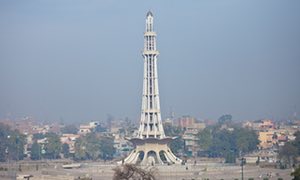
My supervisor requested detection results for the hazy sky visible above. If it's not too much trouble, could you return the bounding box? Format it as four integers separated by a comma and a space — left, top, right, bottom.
1, 0, 300, 123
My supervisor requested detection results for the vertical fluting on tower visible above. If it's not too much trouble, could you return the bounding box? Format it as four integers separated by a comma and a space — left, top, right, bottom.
138, 11, 165, 139
121, 11, 182, 165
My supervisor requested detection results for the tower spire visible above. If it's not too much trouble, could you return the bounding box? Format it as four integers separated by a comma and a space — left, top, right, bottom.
146, 11, 154, 32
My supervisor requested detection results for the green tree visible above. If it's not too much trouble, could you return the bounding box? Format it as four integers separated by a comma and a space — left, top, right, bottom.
74, 133, 101, 160
218, 114, 232, 125
279, 142, 298, 166
86, 133, 102, 160
30, 142, 41, 160
61, 125, 78, 134
95, 125, 106, 133
99, 137, 115, 160
33, 133, 45, 140
0, 123, 25, 161
169, 137, 184, 155
236, 128, 259, 153
293, 131, 300, 154
164, 124, 182, 137
62, 143, 70, 158
164, 124, 184, 155
197, 128, 213, 151
44, 133, 61, 159
291, 165, 300, 180
197, 125, 259, 163
74, 137, 87, 160
213, 129, 237, 162
74, 133, 116, 161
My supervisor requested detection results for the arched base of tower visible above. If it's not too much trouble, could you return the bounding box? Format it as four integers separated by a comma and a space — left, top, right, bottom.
119, 138, 182, 166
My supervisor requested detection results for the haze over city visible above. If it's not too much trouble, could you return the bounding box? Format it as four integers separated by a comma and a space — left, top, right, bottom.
1, 0, 300, 123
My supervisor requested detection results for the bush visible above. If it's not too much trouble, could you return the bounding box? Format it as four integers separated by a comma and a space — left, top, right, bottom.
113, 164, 156, 180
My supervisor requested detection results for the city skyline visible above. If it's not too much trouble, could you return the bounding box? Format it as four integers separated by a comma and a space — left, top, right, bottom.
1, 1, 300, 123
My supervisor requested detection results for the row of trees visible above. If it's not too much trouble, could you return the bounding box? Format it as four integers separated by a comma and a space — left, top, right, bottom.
30, 132, 62, 160
30, 132, 115, 161
197, 126, 259, 163
0, 123, 26, 162
164, 115, 260, 163
279, 131, 300, 167
74, 133, 115, 160
197, 115, 259, 163
0, 123, 115, 161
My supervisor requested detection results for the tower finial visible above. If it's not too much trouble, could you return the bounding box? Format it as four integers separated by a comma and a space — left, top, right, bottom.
145, 11, 154, 32
146, 10, 153, 17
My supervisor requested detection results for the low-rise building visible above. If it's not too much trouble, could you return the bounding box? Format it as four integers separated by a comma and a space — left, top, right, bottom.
182, 127, 199, 157
78, 125, 92, 135
258, 131, 274, 149
60, 134, 80, 153
113, 134, 133, 157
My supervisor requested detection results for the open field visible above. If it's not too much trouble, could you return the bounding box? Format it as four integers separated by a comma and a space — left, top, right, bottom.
0, 161, 294, 180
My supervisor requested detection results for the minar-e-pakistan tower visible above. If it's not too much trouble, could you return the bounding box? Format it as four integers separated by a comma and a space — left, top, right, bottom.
122, 11, 182, 165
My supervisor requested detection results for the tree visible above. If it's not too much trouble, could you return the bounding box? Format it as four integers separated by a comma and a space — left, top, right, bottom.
74, 133, 116, 161
74, 137, 87, 160
61, 124, 78, 134
0, 123, 25, 161
33, 133, 45, 140
74, 133, 117, 161
293, 131, 300, 155
291, 165, 300, 180
113, 164, 156, 180
85, 133, 101, 160
236, 128, 259, 153
31, 142, 41, 160
218, 114, 232, 125
62, 143, 70, 158
197, 128, 213, 151
44, 133, 62, 159
213, 129, 237, 162
196, 125, 259, 163
95, 125, 106, 133
74, 133, 101, 160
164, 124, 182, 137
276, 131, 300, 167
99, 137, 115, 160
279, 142, 298, 166
8, 133, 25, 161
169, 137, 184, 155
163, 124, 184, 155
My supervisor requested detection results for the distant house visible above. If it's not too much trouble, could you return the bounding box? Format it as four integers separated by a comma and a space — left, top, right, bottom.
258, 131, 274, 149
182, 127, 200, 157
60, 134, 80, 153
113, 134, 133, 157
248, 119, 275, 131
78, 125, 92, 135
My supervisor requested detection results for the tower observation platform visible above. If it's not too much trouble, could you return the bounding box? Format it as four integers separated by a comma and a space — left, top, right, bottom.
121, 11, 182, 166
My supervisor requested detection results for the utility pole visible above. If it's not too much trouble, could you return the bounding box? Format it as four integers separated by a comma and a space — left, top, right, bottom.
240, 157, 246, 180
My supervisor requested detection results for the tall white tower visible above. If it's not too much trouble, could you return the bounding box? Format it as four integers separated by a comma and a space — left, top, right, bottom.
122, 11, 182, 165
138, 11, 165, 139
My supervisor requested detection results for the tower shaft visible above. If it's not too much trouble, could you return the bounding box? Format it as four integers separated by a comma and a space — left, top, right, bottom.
138, 12, 165, 139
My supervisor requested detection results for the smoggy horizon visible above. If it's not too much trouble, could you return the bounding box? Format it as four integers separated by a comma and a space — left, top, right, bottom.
1, 1, 300, 123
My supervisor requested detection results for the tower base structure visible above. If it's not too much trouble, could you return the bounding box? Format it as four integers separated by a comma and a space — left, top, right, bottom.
120, 138, 182, 165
